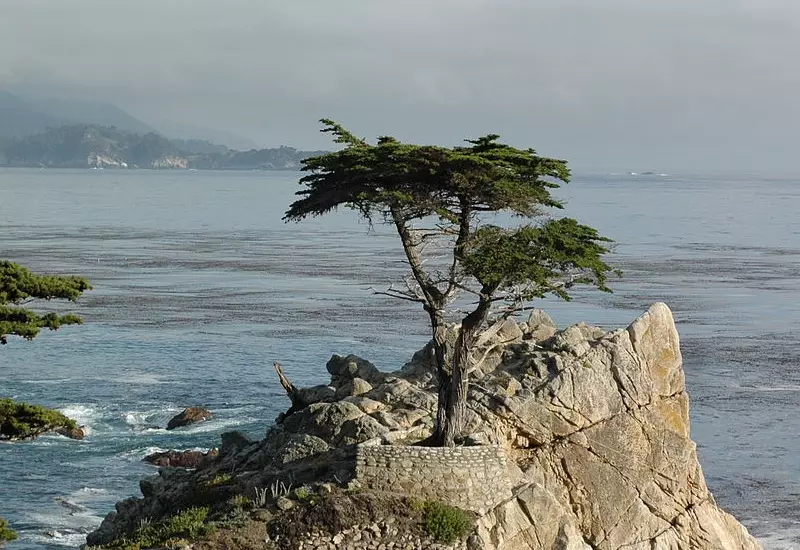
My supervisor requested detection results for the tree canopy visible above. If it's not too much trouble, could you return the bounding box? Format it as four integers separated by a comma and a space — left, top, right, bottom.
0, 260, 91, 344
285, 120, 617, 445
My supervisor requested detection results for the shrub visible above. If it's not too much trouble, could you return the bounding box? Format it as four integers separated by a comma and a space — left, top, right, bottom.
0, 517, 18, 545
106, 506, 214, 549
202, 473, 232, 488
420, 501, 473, 543
0, 398, 77, 440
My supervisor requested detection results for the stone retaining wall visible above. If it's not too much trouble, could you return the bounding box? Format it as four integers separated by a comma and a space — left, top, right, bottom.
354, 444, 512, 514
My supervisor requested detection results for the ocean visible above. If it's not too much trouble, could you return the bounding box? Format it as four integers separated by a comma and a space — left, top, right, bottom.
0, 168, 799, 548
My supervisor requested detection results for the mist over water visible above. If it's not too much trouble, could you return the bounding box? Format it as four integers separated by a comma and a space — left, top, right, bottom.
1, 169, 799, 548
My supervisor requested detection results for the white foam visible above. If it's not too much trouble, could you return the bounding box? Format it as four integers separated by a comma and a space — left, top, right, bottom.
177, 417, 245, 434
26, 530, 88, 547
121, 446, 170, 460
58, 404, 101, 431
67, 487, 110, 503
123, 407, 177, 431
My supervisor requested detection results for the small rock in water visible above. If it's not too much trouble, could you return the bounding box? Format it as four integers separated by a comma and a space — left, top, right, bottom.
55, 425, 87, 440
166, 407, 212, 430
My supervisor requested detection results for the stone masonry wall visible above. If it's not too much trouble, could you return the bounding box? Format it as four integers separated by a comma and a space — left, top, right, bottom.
354, 444, 512, 514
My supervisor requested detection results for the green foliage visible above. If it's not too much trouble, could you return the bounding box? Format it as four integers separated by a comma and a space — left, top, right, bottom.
285, 120, 612, 310
202, 473, 233, 488
0, 398, 77, 440
461, 218, 615, 299
294, 486, 313, 502
104, 507, 213, 549
230, 493, 251, 510
418, 500, 473, 543
286, 120, 617, 445
0, 517, 18, 545
0, 260, 90, 344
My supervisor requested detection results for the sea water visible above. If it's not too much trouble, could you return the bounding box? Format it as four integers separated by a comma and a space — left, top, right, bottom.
0, 168, 799, 548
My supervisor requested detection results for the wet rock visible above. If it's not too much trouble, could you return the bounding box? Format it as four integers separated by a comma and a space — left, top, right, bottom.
55, 425, 86, 440
166, 407, 212, 430
143, 449, 218, 469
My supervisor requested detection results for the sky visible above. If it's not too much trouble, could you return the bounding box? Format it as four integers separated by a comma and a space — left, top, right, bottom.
1, 0, 799, 171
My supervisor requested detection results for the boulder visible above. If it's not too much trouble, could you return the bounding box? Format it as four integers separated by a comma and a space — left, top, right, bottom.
525, 308, 558, 341
275, 434, 331, 466
326, 354, 385, 385
166, 407, 212, 430
335, 377, 373, 399
55, 425, 87, 440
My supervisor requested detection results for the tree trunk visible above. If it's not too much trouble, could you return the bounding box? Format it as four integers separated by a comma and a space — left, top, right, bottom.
427, 313, 452, 446
437, 290, 494, 447
439, 323, 479, 446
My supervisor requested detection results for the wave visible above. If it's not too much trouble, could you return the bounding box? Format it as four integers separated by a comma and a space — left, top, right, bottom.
25, 530, 89, 548
123, 407, 178, 432
58, 404, 102, 433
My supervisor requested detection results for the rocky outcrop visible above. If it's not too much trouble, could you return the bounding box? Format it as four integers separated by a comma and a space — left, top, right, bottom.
166, 407, 213, 430
87, 304, 760, 550
143, 449, 218, 469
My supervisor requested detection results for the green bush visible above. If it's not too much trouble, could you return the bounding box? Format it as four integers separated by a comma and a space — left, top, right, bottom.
106, 507, 214, 549
202, 473, 232, 488
0, 517, 18, 545
0, 398, 77, 440
420, 500, 473, 543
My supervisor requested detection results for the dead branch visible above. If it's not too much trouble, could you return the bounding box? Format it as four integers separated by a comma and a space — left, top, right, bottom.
273, 361, 308, 413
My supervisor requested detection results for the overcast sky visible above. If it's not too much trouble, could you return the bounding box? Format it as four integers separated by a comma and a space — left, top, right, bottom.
1, 0, 799, 171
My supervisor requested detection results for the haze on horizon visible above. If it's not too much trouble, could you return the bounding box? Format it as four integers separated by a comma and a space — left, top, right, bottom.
1, 0, 799, 172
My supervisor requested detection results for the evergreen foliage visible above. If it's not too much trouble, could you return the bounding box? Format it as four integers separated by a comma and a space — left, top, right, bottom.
0, 398, 77, 440
102, 507, 213, 550
0, 260, 90, 344
0, 517, 17, 545
419, 500, 473, 543
286, 120, 617, 446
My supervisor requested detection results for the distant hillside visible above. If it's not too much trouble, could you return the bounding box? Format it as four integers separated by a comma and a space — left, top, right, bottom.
0, 124, 325, 170
0, 125, 186, 168
0, 90, 158, 140
192, 145, 328, 170
26, 96, 157, 135
0, 91, 68, 139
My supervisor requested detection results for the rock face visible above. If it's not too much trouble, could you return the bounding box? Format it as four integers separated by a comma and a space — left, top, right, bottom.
87, 304, 760, 550
143, 449, 218, 469
166, 407, 212, 430
466, 303, 758, 550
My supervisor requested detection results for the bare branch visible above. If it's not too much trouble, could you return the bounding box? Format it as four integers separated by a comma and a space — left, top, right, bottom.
273, 362, 311, 414
373, 290, 426, 304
